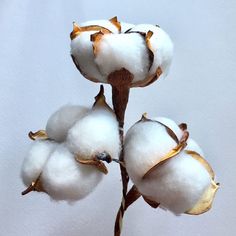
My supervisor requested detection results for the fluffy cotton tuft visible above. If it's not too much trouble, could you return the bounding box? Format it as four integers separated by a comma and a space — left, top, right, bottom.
46, 105, 88, 142
71, 32, 107, 82
95, 33, 150, 83
67, 108, 120, 159
21, 140, 57, 186
186, 138, 204, 157
124, 119, 179, 182
120, 22, 135, 33
137, 151, 212, 214
129, 24, 174, 77
41, 145, 103, 201
153, 117, 183, 140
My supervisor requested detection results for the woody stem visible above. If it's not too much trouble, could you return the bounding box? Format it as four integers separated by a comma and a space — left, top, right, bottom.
108, 68, 133, 236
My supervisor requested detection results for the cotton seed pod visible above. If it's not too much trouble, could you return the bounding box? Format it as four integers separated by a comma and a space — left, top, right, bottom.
124, 116, 219, 215
41, 145, 103, 202
21, 140, 57, 187
46, 105, 89, 142
66, 86, 120, 171
70, 17, 121, 83
70, 17, 173, 87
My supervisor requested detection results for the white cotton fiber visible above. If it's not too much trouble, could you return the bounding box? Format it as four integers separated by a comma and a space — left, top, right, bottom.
71, 32, 107, 82
94, 33, 150, 83
136, 151, 211, 214
124, 120, 179, 183
46, 105, 88, 142
80, 19, 119, 33
129, 24, 173, 77
21, 140, 57, 186
67, 108, 120, 159
120, 22, 135, 33
153, 117, 183, 141
186, 138, 204, 157
41, 145, 103, 201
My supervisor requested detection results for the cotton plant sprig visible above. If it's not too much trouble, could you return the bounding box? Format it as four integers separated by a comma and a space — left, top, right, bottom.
21, 16, 219, 236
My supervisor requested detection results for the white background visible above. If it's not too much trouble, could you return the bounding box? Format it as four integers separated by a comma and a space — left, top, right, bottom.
0, 0, 236, 235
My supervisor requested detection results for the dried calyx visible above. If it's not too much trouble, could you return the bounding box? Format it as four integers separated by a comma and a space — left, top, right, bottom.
124, 114, 219, 215
70, 16, 173, 87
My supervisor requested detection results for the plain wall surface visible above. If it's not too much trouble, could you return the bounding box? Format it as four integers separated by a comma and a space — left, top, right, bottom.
0, 0, 236, 235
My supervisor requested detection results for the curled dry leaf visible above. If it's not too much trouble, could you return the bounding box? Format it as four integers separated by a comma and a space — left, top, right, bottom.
75, 155, 108, 175
28, 130, 48, 140
21, 175, 45, 195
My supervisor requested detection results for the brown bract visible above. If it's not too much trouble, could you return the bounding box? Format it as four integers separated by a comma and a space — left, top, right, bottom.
76, 155, 108, 175
70, 22, 112, 40
91, 31, 110, 56
93, 85, 114, 113
21, 175, 46, 195
184, 150, 219, 215
109, 16, 121, 32
28, 130, 48, 140
186, 181, 219, 215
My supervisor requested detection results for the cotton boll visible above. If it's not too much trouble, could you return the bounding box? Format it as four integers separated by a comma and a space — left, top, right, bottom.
67, 108, 120, 160
186, 138, 204, 157
94, 33, 150, 83
46, 105, 89, 142
153, 117, 183, 141
137, 151, 212, 214
41, 145, 103, 201
21, 140, 57, 186
71, 31, 107, 82
124, 120, 179, 183
129, 24, 173, 77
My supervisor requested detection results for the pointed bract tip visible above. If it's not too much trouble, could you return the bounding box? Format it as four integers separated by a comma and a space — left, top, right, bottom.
141, 113, 148, 121
109, 16, 121, 32
179, 123, 187, 131
93, 85, 106, 107
109, 16, 118, 22
28, 130, 48, 141
70, 22, 81, 40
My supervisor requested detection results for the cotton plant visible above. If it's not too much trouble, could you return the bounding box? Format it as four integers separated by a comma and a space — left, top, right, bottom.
21, 16, 219, 236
